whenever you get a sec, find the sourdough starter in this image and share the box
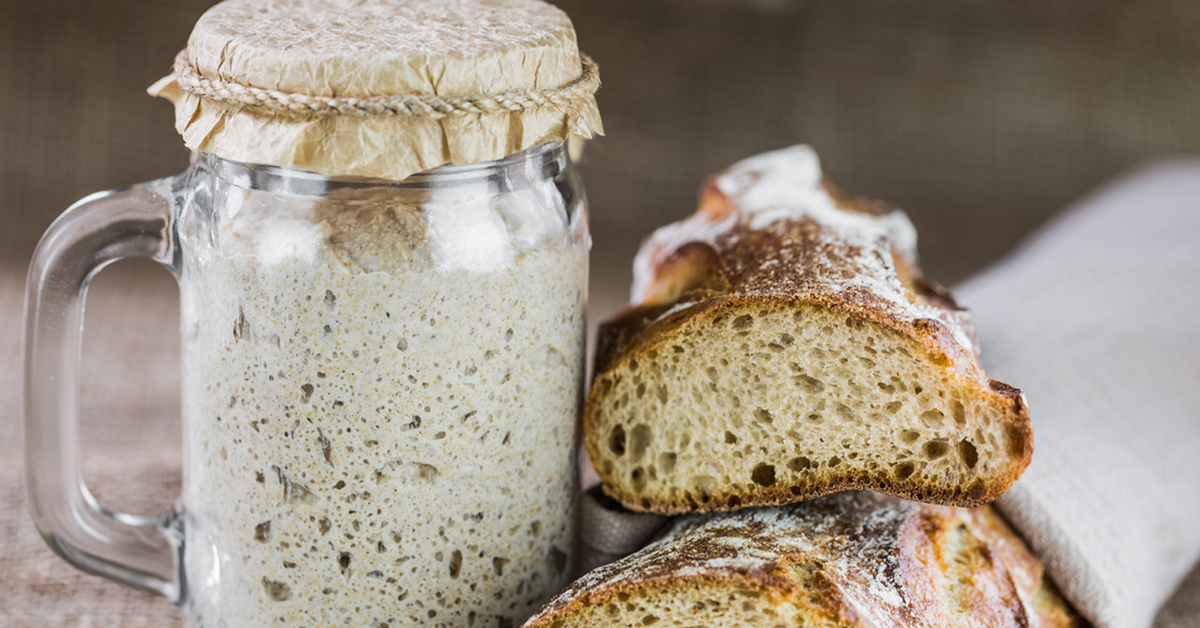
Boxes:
[178,174,586,627]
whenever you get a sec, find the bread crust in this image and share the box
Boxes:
[524,493,1085,628]
[584,146,1033,513]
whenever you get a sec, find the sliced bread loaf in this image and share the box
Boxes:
[524,492,1082,628]
[584,146,1032,514]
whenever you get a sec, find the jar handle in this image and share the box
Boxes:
[23,178,185,602]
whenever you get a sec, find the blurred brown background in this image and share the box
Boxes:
[2,0,1199,625]
[6,0,1200,280]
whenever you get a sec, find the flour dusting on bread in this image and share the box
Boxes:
[585,145,1032,514]
[631,146,976,360]
[525,493,1083,628]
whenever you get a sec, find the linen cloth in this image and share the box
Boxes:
[957,161,1200,628]
[577,161,1200,628]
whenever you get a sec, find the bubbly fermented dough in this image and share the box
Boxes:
[178,166,586,628]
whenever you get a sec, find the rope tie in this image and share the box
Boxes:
[171,50,600,119]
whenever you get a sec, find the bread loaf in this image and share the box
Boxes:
[524,492,1082,628]
[584,146,1032,514]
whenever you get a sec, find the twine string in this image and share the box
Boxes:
[171,50,599,118]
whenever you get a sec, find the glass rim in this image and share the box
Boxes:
[192,141,567,194]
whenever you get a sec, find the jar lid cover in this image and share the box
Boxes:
[150,0,603,180]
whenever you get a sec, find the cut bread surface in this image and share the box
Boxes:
[587,298,1029,514]
[583,145,1032,514]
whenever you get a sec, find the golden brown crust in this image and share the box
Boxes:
[600,191,983,382]
[584,146,1033,514]
[524,493,1086,628]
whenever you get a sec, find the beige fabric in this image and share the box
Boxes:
[956,162,1200,628]
[148,0,602,181]
[0,460,185,627]
[574,486,669,579]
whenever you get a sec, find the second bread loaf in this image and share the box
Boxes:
[526,492,1081,628]
[584,146,1032,514]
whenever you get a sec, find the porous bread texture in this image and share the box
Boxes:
[584,146,1032,514]
[523,493,1084,628]
[589,303,1030,514]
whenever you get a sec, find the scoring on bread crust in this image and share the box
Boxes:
[526,493,1083,628]
[628,145,979,370]
[585,145,1033,514]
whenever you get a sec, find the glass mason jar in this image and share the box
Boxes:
[24,142,588,627]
